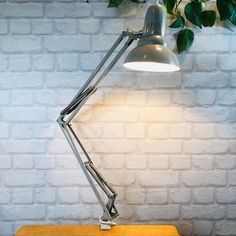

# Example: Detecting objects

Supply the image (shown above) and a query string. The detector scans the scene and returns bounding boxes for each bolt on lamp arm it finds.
[57,30,143,230]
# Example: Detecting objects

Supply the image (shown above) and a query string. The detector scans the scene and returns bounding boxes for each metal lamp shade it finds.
[123,3,180,72]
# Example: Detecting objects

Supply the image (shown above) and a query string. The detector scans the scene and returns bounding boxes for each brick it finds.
[13,155,33,169]
[215,155,236,170]
[170,188,191,204]
[126,91,147,105]
[33,54,54,71]
[216,221,236,235]
[58,187,79,203]
[94,106,138,122]
[5,107,44,122]
[147,91,171,106]
[0,36,41,53]
[151,73,182,89]
[11,124,31,139]
[170,123,191,139]
[46,2,92,18]
[55,20,77,34]
[47,139,77,154]
[0,72,43,89]
[46,171,87,186]
[184,107,229,122]
[139,171,179,187]
[79,53,101,71]
[125,188,145,204]
[147,124,169,139]
[34,155,55,170]
[103,19,124,34]
[12,188,33,204]
[190,35,230,52]
[9,19,31,35]
[138,140,182,154]
[219,54,236,71]
[57,54,78,72]
[77,123,103,138]
[172,90,196,106]
[126,154,147,169]
[231,73,236,87]
[2,140,46,154]
[216,188,236,203]
[183,72,229,88]
[32,20,53,35]
[228,171,236,185]
[48,205,91,220]
[103,154,124,169]
[192,155,214,170]
[35,89,57,105]
[195,54,217,71]
[3,205,45,220]
[194,221,213,235]
[193,188,214,204]
[103,91,126,105]
[0,123,9,138]
[93,3,137,18]
[227,205,236,219]
[0,155,11,169]
[217,89,236,105]
[139,107,183,122]
[0,222,13,235]
[4,171,44,187]
[44,36,90,52]
[151,205,179,220]
[126,123,146,139]
[0,3,43,17]
[0,20,8,34]
[146,189,168,204]
[80,187,98,204]
[196,89,216,105]
[182,171,226,186]
[148,155,169,169]
[0,55,8,71]
[229,140,236,153]
[216,124,236,138]
[102,170,135,186]
[45,72,88,88]
[170,156,191,170]
[11,90,33,105]
[35,188,56,203]
[93,139,136,153]
[78,19,101,34]
[92,35,118,52]
[182,205,225,219]
[177,53,193,71]
[192,124,214,139]
[0,189,11,204]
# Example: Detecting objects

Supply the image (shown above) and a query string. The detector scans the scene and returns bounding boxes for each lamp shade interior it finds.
[123,44,180,73]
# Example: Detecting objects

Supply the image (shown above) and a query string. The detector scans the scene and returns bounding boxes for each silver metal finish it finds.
[57,30,142,229]
[124,3,180,72]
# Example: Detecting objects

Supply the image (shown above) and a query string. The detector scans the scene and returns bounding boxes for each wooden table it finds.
[15,225,180,236]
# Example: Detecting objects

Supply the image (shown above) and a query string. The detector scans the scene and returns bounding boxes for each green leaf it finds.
[200,10,216,27]
[228,0,236,25]
[169,16,185,28]
[217,0,231,20]
[163,0,177,15]
[184,1,203,28]
[177,28,194,53]
[108,0,123,7]
[130,0,139,2]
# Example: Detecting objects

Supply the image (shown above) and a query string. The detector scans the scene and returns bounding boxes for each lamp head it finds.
[123,3,180,72]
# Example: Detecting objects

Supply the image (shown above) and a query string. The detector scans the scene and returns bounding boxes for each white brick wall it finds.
[0,1,235,236]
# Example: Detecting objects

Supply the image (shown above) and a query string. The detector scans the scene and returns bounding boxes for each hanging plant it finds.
[107,0,236,53]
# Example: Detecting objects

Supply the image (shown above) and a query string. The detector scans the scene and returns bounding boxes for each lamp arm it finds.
[57,30,142,229]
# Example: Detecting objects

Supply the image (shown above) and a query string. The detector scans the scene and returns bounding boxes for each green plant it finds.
[108,0,236,53]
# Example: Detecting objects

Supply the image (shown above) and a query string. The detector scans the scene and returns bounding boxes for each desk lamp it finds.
[57,2,179,230]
